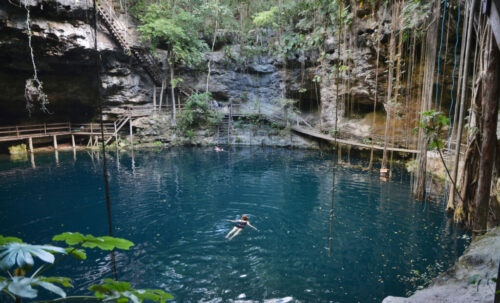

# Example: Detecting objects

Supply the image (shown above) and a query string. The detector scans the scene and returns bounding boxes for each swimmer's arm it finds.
[247,222,258,231]
[227,219,240,223]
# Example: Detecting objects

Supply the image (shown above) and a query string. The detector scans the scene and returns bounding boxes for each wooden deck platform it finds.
[0,122,114,142]
[0,119,131,150]
[291,126,420,154]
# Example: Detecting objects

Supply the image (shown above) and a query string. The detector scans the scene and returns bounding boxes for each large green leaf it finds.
[53,233,134,251]
[90,279,173,302]
[39,276,73,288]
[136,289,174,302]
[0,235,23,245]
[0,243,66,270]
[65,247,86,260]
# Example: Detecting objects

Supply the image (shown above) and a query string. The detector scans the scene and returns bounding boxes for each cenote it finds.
[0,147,469,302]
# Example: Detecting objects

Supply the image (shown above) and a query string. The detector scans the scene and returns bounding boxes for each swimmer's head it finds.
[241,215,248,221]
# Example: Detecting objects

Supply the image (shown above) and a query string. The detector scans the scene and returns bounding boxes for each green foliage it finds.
[53,232,134,250]
[198,0,236,35]
[90,279,173,303]
[417,110,449,150]
[247,113,265,125]
[178,92,223,131]
[253,6,278,28]
[170,78,183,89]
[0,236,22,245]
[137,2,208,67]
[0,233,173,302]
[401,0,430,40]
[8,144,27,155]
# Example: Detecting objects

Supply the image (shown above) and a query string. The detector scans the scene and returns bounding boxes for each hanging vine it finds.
[23,0,50,116]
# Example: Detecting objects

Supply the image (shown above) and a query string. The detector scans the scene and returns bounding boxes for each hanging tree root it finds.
[25,78,50,114]
[434,137,465,205]
[23,0,50,115]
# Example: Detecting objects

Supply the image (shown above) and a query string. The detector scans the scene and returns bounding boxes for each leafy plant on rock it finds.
[417,110,464,204]
[178,92,223,132]
[0,233,173,303]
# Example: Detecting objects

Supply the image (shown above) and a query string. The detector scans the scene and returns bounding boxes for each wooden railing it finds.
[0,122,118,142]
[0,122,71,139]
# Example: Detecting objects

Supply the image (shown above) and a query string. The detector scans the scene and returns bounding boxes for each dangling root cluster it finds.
[23,0,50,116]
[25,78,49,115]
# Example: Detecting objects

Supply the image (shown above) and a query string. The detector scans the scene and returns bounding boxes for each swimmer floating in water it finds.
[225,215,258,240]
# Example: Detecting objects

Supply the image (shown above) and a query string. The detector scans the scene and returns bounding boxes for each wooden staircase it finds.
[95,0,162,86]
[105,115,130,145]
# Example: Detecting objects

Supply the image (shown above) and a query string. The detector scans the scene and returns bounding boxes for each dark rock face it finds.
[0,0,153,124]
[1,1,453,140]
[0,0,391,132]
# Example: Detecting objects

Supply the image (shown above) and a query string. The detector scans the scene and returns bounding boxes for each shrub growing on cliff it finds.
[178,93,223,132]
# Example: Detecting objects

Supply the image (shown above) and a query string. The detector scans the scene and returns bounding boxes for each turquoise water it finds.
[0,147,469,302]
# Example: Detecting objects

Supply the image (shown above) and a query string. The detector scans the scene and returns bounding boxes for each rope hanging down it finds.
[434,0,448,110]
[93,0,118,280]
[328,0,343,258]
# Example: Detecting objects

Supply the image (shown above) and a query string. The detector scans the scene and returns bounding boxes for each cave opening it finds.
[287,80,321,116]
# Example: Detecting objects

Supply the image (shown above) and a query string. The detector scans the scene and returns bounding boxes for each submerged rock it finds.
[383,227,500,303]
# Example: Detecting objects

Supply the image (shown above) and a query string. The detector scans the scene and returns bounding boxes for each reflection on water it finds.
[0,147,469,302]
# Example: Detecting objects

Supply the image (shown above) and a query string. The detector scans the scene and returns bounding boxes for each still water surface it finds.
[0,147,469,302]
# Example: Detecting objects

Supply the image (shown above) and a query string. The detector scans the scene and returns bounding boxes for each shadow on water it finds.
[0,147,470,302]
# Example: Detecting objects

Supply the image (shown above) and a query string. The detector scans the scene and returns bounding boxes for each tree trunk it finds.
[472,35,500,236]
[455,134,480,225]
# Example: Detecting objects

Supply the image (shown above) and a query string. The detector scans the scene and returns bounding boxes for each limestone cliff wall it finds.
[0,0,154,124]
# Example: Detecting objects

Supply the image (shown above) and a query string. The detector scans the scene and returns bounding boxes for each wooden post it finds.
[114,119,118,144]
[28,137,33,153]
[153,85,157,112]
[71,135,76,149]
[338,144,342,163]
[16,126,19,137]
[44,123,47,135]
[129,115,133,148]
[53,135,58,150]
[30,152,36,169]
[90,123,93,134]
[227,100,232,144]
